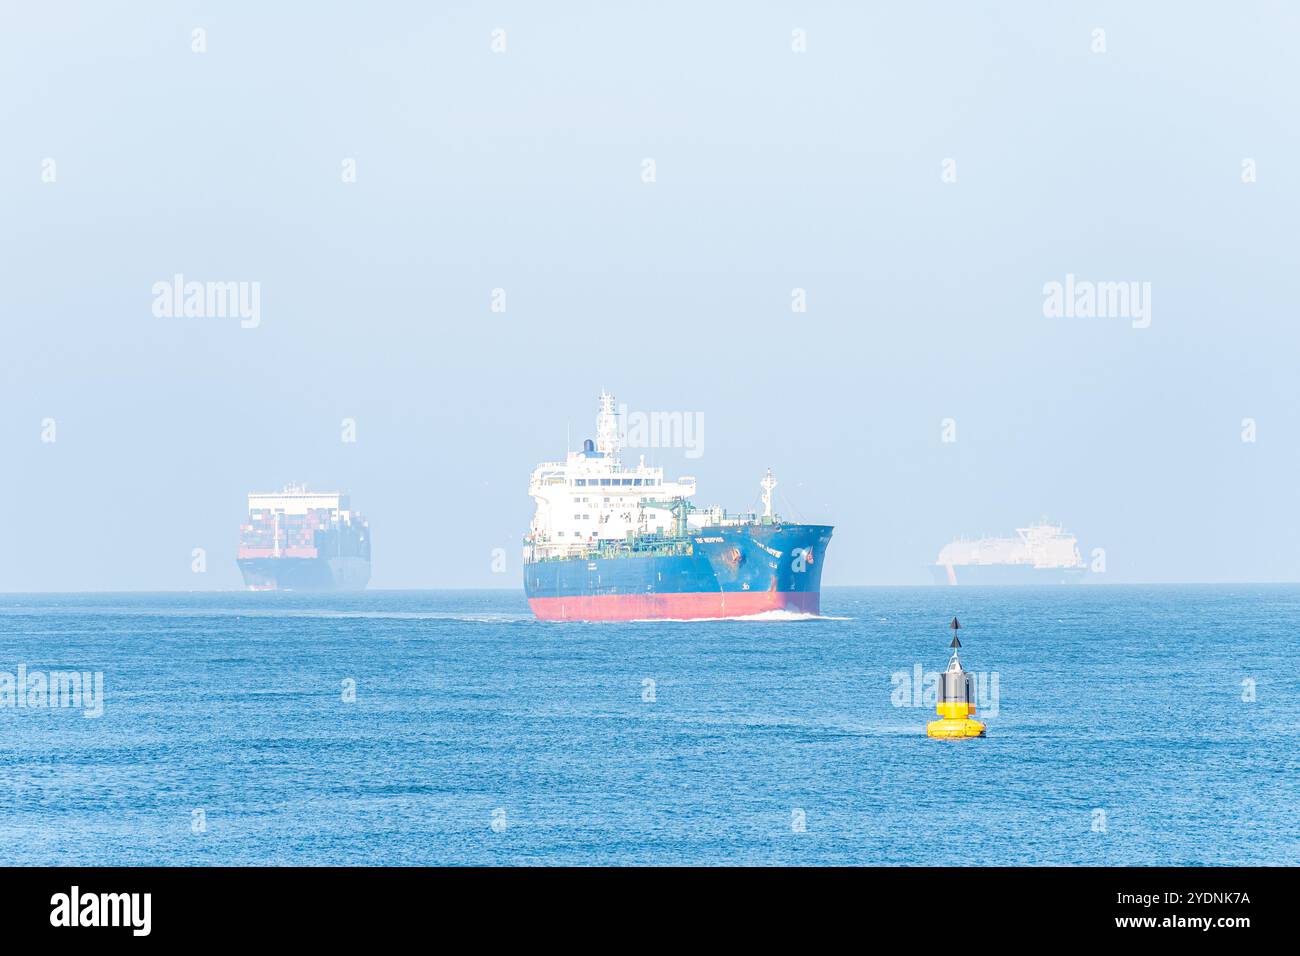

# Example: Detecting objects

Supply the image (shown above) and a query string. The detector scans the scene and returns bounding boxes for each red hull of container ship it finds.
[527,589,819,622]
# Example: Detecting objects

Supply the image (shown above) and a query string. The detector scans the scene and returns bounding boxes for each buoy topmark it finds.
[926,617,987,739]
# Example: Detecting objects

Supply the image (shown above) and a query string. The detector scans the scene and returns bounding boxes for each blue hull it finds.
[237,556,371,591]
[525,524,832,620]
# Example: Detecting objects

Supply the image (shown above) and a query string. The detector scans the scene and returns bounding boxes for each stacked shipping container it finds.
[236,486,371,590]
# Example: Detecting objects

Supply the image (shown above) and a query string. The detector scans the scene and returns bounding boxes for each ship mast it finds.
[595,390,621,459]
[760,468,776,519]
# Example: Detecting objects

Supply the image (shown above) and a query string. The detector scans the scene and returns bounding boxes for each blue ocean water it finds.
[0,586,1296,866]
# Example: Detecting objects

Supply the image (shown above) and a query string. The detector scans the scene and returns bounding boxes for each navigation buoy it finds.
[926,617,987,739]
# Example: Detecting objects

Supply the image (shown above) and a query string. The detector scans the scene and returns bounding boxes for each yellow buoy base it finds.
[926,717,986,739]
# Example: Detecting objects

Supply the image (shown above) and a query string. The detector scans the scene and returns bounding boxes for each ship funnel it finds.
[583,438,595,454]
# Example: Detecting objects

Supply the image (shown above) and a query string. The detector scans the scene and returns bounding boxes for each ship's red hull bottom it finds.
[528,590,820,622]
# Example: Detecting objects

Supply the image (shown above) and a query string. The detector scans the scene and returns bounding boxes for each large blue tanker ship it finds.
[523,393,832,621]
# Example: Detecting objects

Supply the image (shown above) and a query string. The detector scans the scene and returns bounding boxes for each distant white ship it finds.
[931,520,1086,585]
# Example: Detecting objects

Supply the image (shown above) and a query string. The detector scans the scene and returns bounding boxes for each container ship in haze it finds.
[237,485,371,591]
[931,520,1086,585]
[523,393,833,621]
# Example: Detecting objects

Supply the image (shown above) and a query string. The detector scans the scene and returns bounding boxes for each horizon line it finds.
[1,581,1297,597]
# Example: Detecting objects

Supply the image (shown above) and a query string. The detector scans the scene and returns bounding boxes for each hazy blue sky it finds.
[2,2,1297,589]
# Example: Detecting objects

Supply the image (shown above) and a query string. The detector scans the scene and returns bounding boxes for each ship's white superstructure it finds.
[936,520,1085,569]
[248,484,351,517]
[526,392,769,562]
